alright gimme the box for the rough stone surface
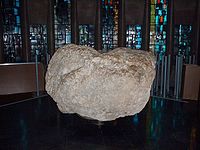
[46,44,156,121]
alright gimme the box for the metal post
[178,55,183,99]
[193,55,196,64]
[176,56,179,99]
[174,55,178,97]
[152,73,156,96]
[177,56,181,99]
[35,49,40,97]
[156,55,160,95]
[189,55,192,64]
[153,54,158,95]
[45,48,49,67]
[160,55,164,96]
[163,56,167,98]
[150,83,154,96]
[176,56,181,99]
[152,69,157,96]
[167,55,171,94]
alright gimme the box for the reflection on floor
[0,96,199,150]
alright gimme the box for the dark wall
[174,0,196,24]
[27,0,48,24]
[198,29,200,65]
[77,0,96,25]
[125,0,145,25]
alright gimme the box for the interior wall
[77,0,96,25]
[27,0,48,24]
[125,0,145,25]
[174,0,196,25]
[198,30,200,65]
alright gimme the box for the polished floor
[0,95,199,150]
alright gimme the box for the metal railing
[151,54,196,100]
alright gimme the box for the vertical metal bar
[35,49,40,97]
[176,56,180,99]
[193,55,196,64]
[167,55,171,94]
[150,83,154,96]
[152,72,156,95]
[178,55,183,99]
[160,55,164,96]
[153,54,158,94]
[176,56,179,99]
[151,54,156,96]
[156,55,160,94]
[189,55,192,64]
[163,56,167,98]
[46,52,50,65]
[152,70,156,96]
[45,46,49,67]
[174,55,178,97]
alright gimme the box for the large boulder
[46,44,155,121]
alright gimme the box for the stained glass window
[126,25,142,49]
[2,0,22,62]
[174,25,192,63]
[54,0,71,49]
[150,0,168,56]
[29,25,48,65]
[79,25,95,48]
[102,0,119,52]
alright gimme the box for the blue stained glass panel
[79,25,95,48]
[126,25,142,49]
[30,25,48,65]
[2,0,22,62]
[174,25,192,63]
[102,0,119,52]
[54,0,71,48]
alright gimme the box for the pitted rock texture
[46,44,155,121]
